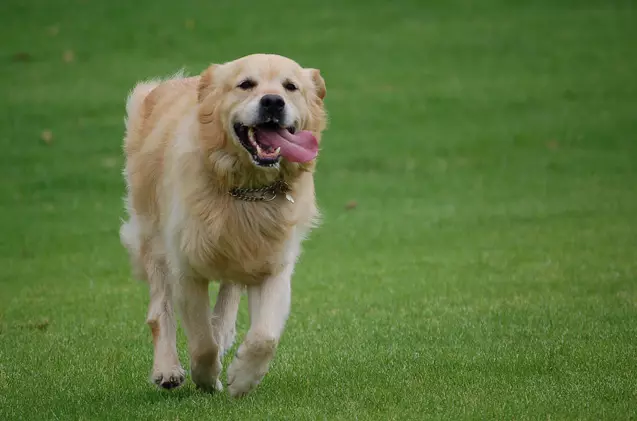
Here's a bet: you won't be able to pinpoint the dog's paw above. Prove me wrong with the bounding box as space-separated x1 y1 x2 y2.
191 353 223 393
151 365 185 390
227 342 274 397
195 378 224 393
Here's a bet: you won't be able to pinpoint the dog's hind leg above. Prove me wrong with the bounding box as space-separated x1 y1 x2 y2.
121 216 184 389
145 249 185 389
119 217 146 281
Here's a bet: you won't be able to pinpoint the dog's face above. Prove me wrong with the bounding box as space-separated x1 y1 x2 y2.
198 54 326 170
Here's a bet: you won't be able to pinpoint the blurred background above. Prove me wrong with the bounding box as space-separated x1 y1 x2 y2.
1 0 636 419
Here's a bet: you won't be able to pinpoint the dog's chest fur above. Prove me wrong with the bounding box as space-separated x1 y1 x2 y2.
171 175 316 284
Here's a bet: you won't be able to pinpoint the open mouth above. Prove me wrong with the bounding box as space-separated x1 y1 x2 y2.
233 122 296 166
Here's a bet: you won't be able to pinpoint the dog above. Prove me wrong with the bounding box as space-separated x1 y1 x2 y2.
119 54 327 397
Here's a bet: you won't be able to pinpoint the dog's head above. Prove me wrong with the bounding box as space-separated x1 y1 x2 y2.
198 54 326 181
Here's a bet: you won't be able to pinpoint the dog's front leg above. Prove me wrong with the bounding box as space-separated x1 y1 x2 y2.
227 264 293 397
175 273 223 392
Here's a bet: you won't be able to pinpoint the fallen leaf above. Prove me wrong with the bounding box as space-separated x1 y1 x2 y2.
345 200 358 210
63 49 75 63
185 19 195 29
34 319 50 331
16 319 50 331
546 140 559 150
41 130 53 144
12 52 32 62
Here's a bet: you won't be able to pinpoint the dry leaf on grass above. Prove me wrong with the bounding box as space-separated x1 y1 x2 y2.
185 19 195 29
63 49 75 63
345 200 358 210
546 140 559 150
34 319 50 330
12 52 32 62
41 130 53 144
16 319 50 331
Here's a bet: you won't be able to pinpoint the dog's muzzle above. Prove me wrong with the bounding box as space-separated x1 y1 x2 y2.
258 94 286 124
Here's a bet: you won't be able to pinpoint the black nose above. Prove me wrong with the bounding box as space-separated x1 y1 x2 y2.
259 94 285 121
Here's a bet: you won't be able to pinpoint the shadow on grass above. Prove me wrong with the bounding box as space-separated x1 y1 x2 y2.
51 382 237 416
139 385 202 402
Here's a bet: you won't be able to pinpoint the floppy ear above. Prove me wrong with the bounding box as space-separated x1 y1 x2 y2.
308 68 326 100
198 64 219 102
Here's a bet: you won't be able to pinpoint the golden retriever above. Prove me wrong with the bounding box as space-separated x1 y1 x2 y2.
119 54 327 397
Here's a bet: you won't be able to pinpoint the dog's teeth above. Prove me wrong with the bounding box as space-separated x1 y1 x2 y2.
256 143 264 156
248 127 256 144
274 147 281 155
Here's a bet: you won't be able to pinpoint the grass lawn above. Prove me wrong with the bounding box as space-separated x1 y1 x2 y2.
1 0 636 419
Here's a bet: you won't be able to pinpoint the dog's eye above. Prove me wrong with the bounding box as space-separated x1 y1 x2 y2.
237 79 257 90
283 81 298 92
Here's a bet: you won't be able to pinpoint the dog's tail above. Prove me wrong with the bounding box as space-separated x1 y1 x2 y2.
123 80 160 153
126 81 159 123
123 70 188 152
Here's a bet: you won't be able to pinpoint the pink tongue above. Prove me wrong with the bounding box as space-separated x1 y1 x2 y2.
256 128 318 163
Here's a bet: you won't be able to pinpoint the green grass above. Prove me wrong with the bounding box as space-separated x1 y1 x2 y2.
1 0 636 419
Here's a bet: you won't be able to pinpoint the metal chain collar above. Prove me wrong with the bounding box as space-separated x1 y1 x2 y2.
229 180 292 202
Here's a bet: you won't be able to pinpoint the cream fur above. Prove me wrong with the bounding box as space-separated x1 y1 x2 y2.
120 54 327 396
